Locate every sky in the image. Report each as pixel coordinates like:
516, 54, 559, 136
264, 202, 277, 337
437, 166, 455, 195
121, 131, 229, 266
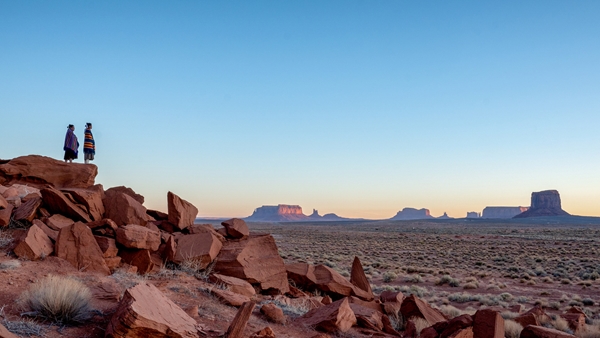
1, 1, 599, 219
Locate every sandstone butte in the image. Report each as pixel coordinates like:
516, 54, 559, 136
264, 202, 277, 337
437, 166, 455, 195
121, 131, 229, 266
0, 155, 591, 338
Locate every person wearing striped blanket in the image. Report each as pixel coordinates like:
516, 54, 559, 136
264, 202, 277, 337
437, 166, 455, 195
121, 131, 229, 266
84, 122, 95, 164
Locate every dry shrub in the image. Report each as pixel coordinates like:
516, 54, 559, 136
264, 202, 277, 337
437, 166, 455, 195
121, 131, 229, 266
440, 305, 463, 319
410, 317, 430, 336
18, 275, 92, 324
578, 325, 600, 338
552, 316, 571, 333
0, 260, 21, 270
504, 319, 523, 338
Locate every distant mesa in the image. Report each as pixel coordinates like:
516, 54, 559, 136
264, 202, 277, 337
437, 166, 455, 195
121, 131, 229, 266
245, 205, 347, 222
514, 190, 570, 218
437, 212, 452, 220
466, 211, 480, 218
390, 207, 433, 220
481, 206, 529, 219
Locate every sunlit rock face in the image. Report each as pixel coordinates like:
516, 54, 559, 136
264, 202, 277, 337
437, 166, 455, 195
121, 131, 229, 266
514, 190, 570, 218
482, 207, 529, 219
245, 204, 308, 222
390, 208, 433, 220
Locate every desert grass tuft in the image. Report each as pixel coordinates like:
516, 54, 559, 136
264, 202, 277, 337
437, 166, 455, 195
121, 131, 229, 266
504, 320, 523, 338
410, 317, 430, 336
18, 275, 93, 324
0, 260, 21, 270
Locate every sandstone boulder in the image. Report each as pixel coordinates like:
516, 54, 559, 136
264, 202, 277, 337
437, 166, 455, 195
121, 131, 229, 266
14, 224, 53, 260
250, 327, 276, 338
296, 298, 357, 333
286, 263, 373, 300
349, 303, 383, 330
147, 209, 168, 221
167, 192, 198, 230
0, 195, 8, 210
45, 214, 75, 231
173, 232, 222, 269
33, 219, 58, 241
61, 185, 105, 221
106, 282, 199, 338
440, 314, 473, 338
105, 186, 144, 204
0, 204, 13, 227
214, 234, 289, 294
350, 256, 373, 299
400, 295, 447, 326
520, 326, 576, 338
94, 236, 119, 258
514, 190, 570, 218
260, 303, 286, 324
4, 196, 20, 208
209, 273, 256, 297
55, 222, 110, 275
211, 288, 251, 307
514, 313, 539, 327
12, 196, 42, 222
379, 290, 404, 315
221, 218, 249, 239
116, 224, 161, 251
119, 249, 161, 275
103, 191, 148, 226
472, 309, 504, 338
41, 186, 91, 223
560, 313, 585, 333
87, 218, 118, 237
0, 155, 97, 189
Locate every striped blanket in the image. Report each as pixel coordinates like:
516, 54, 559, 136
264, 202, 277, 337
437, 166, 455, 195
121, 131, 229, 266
63, 129, 78, 153
84, 129, 95, 154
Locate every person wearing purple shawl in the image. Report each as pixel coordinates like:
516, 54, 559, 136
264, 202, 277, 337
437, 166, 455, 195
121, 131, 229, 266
63, 124, 79, 163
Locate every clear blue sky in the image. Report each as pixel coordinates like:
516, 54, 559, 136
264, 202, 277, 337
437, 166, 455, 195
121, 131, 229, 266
1, 1, 599, 218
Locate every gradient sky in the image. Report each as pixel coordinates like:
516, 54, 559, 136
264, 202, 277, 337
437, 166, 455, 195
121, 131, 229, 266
1, 1, 599, 218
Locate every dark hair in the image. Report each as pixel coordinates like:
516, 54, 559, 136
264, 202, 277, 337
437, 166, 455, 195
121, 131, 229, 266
86, 122, 92, 128
68, 124, 74, 128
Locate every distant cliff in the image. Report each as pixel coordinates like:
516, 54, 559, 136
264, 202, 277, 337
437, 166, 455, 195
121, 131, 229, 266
482, 206, 529, 219
245, 204, 308, 222
514, 190, 570, 218
390, 208, 433, 220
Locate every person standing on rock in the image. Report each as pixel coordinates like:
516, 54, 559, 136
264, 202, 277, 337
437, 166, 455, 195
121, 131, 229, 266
63, 124, 79, 163
83, 122, 95, 164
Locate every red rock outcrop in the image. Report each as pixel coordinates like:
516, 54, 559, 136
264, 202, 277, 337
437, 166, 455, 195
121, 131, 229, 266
94, 236, 119, 258
173, 232, 222, 269
167, 192, 198, 230
296, 298, 357, 333
45, 214, 75, 231
116, 224, 161, 251
33, 219, 58, 241
221, 218, 249, 239
520, 326, 576, 338
349, 303, 384, 331
400, 295, 447, 326
41, 186, 91, 223
0, 195, 7, 210
61, 185, 105, 221
514, 190, 570, 218
440, 314, 473, 338
106, 282, 199, 338
103, 190, 148, 226
0, 155, 97, 189
472, 309, 504, 338
13, 224, 54, 260
390, 207, 433, 220
379, 291, 404, 315
55, 222, 110, 275
211, 288, 251, 307
214, 234, 289, 294
286, 263, 373, 301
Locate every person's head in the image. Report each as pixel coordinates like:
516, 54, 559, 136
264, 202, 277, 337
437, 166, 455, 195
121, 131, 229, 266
86, 122, 92, 130
68, 124, 74, 131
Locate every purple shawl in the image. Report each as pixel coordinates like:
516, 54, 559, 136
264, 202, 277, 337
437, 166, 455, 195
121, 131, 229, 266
64, 129, 78, 153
